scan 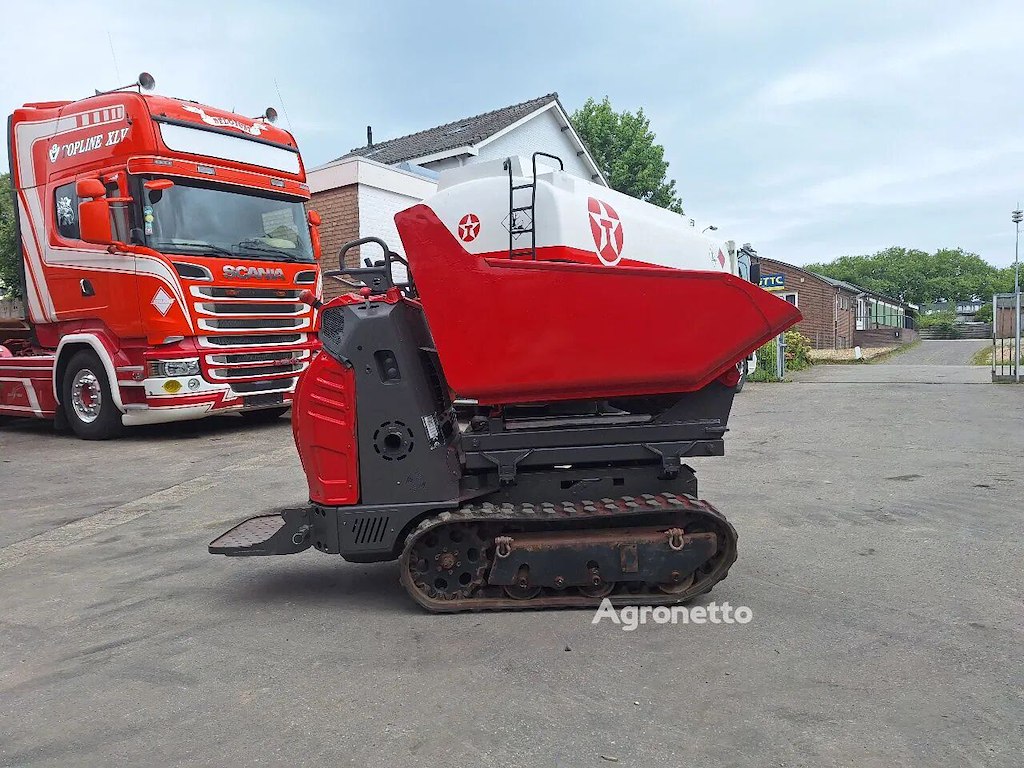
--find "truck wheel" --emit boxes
[239,406,290,423]
[62,350,123,440]
[734,361,747,393]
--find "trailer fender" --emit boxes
[53,334,126,413]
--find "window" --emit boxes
[106,180,131,244]
[142,178,315,262]
[783,292,798,306]
[54,183,81,240]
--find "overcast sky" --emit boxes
[2,0,1021,266]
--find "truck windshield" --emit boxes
[141,179,314,262]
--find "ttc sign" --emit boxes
[760,273,786,291]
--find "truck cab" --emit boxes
[1,75,322,438]
[731,242,761,389]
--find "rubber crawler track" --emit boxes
[397,492,738,613]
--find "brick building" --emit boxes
[308,158,436,299]
[757,258,916,349]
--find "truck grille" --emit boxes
[202,317,306,330]
[211,363,305,379]
[208,350,301,365]
[199,337,311,383]
[190,281,317,394]
[203,334,302,347]
[194,287,304,300]
[198,302,305,315]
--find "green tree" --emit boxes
[805,247,1006,305]
[571,97,684,213]
[994,266,1017,295]
[0,172,20,298]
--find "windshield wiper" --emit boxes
[154,240,235,257]
[235,239,303,262]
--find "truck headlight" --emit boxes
[149,359,201,377]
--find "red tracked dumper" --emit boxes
[210,155,801,612]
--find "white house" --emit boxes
[308,93,606,298]
[344,92,604,182]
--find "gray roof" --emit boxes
[340,93,561,165]
[760,257,910,306]
[814,272,909,307]
[815,273,863,294]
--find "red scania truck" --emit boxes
[0,73,323,439]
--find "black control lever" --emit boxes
[324,236,417,298]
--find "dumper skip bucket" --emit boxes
[396,204,801,404]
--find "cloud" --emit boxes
[699,3,1024,267]
[1,1,1020,270]
[756,4,1021,109]
[758,69,852,109]
[773,140,1024,211]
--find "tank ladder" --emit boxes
[504,152,564,260]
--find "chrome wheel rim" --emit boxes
[71,369,102,423]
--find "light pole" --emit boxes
[701,225,718,234]
[1013,207,1022,382]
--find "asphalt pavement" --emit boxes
[875,339,989,366]
[793,340,991,384]
[1,372,1022,767]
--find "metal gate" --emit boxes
[750,334,787,381]
[992,293,1021,382]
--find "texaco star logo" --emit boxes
[458,213,481,242]
[588,197,624,265]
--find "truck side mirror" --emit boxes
[75,178,113,246]
[307,209,322,261]
[144,179,174,203]
[76,178,106,199]
[749,261,761,287]
[78,200,113,245]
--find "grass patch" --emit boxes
[807,343,917,365]
[971,346,993,366]
[748,367,779,383]
[865,341,919,364]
